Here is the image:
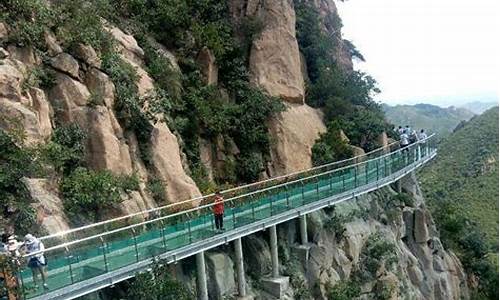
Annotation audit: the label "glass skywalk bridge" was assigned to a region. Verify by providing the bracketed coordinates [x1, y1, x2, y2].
[12, 134, 436, 300]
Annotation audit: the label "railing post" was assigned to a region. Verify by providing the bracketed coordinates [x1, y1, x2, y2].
[329, 172, 333, 193]
[285, 186, 290, 208]
[354, 166, 358, 188]
[301, 181, 305, 205]
[187, 217, 193, 243]
[159, 219, 168, 250]
[269, 191, 273, 215]
[232, 200, 237, 228]
[342, 171, 345, 192]
[99, 236, 109, 272]
[65, 247, 75, 284]
[365, 161, 368, 184]
[376, 159, 380, 181]
[251, 196, 256, 220]
[131, 228, 140, 262]
[316, 178, 320, 201]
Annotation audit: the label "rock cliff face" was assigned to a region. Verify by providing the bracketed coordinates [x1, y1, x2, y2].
[248, 0, 305, 104]
[173, 174, 468, 300]
[0, 23, 200, 233]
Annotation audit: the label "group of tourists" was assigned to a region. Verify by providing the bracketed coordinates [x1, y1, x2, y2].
[397, 125, 427, 151]
[1, 233, 48, 298]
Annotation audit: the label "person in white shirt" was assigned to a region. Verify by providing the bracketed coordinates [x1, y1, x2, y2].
[400, 132, 409, 150]
[24, 234, 48, 290]
[418, 129, 427, 141]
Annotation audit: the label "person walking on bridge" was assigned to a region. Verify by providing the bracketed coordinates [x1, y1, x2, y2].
[24, 234, 48, 290]
[213, 191, 225, 232]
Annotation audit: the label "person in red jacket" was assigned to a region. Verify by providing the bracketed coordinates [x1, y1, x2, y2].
[213, 191, 225, 232]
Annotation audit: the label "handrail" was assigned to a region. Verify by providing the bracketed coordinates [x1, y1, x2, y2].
[38, 137, 400, 242]
[25, 134, 435, 257]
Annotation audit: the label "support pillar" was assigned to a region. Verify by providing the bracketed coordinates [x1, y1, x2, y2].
[299, 214, 307, 245]
[196, 251, 208, 300]
[269, 225, 279, 278]
[234, 237, 246, 297]
[262, 225, 289, 298]
[396, 179, 402, 193]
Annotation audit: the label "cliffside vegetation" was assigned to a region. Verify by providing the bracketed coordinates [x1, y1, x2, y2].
[420, 107, 499, 299]
[0, 0, 288, 233]
[294, 0, 393, 165]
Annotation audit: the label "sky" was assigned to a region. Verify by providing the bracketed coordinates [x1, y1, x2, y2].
[336, 0, 500, 107]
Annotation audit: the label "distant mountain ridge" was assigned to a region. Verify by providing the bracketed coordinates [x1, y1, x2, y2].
[382, 103, 475, 137]
[461, 101, 498, 114]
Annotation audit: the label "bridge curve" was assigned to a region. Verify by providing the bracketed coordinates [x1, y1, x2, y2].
[15, 134, 436, 300]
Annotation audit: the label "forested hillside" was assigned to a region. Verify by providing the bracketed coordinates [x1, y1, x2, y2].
[383, 103, 474, 137]
[420, 107, 499, 299]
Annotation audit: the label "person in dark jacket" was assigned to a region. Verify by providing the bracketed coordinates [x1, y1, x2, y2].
[213, 191, 225, 232]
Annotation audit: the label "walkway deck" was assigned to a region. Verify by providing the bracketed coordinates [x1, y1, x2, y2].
[14, 135, 436, 300]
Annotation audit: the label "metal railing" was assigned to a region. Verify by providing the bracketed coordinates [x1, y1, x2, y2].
[37, 139, 402, 248]
[15, 134, 436, 299]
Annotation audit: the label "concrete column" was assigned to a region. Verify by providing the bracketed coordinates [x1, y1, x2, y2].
[234, 237, 246, 297]
[196, 251, 208, 300]
[270, 225, 279, 278]
[299, 215, 307, 245]
[396, 179, 402, 193]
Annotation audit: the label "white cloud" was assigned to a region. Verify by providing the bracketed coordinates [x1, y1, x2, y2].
[336, 0, 499, 106]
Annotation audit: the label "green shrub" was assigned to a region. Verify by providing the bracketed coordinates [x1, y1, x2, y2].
[128, 260, 193, 300]
[1, 0, 54, 49]
[40, 124, 86, 174]
[236, 152, 264, 183]
[0, 130, 40, 235]
[22, 66, 56, 90]
[359, 233, 397, 279]
[147, 178, 168, 203]
[61, 167, 137, 222]
[53, 0, 112, 51]
[327, 279, 361, 300]
[312, 121, 353, 166]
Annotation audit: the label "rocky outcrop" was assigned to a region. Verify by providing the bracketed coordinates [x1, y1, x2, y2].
[0, 57, 52, 145]
[268, 103, 326, 175]
[206, 252, 236, 299]
[150, 122, 202, 203]
[196, 47, 218, 85]
[248, 0, 305, 103]
[22, 178, 70, 234]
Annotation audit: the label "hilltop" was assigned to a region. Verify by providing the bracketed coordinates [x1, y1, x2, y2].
[382, 103, 474, 137]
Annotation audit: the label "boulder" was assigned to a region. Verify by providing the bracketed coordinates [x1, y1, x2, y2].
[44, 31, 62, 56]
[268, 103, 326, 175]
[413, 208, 429, 243]
[0, 98, 46, 145]
[49, 72, 90, 122]
[28, 87, 52, 139]
[73, 44, 101, 68]
[0, 47, 8, 59]
[248, 0, 304, 103]
[150, 122, 202, 203]
[108, 26, 144, 66]
[206, 252, 236, 299]
[21, 178, 70, 234]
[51, 53, 80, 78]
[85, 68, 115, 107]
[86, 106, 133, 175]
[0, 59, 25, 100]
[0, 22, 8, 39]
[6, 46, 40, 66]
[196, 47, 218, 85]
[242, 235, 272, 277]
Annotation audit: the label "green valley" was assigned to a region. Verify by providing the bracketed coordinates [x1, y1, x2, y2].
[419, 107, 499, 299]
